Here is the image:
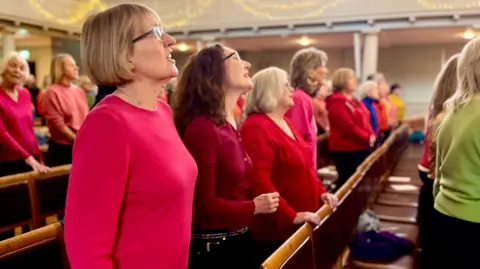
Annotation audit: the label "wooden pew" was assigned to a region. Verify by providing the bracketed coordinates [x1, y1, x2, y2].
[30, 166, 71, 228]
[0, 173, 35, 235]
[0, 165, 71, 235]
[0, 222, 70, 269]
[261, 123, 411, 269]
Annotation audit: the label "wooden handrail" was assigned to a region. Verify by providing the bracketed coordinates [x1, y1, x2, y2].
[0, 222, 62, 256]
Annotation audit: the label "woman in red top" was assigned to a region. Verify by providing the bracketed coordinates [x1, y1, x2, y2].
[326, 68, 375, 190]
[173, 45, 279, 269]
[0, 52, 49, 176]
[241, 67, 337, 262]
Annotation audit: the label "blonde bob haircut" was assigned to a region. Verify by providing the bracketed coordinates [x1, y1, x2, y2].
[359, 80, 378, 98]
[444, 37, 480, 112]
[0, 52, 30, 84]
[81, 4, 160, 86]
[51, 53, 73, 83]
[244, 67, 288, 116]
[290, 47, 328, 95]
[331, 68, 355, 92]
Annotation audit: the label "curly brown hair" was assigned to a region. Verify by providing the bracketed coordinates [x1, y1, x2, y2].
[172, 44, 228, 136]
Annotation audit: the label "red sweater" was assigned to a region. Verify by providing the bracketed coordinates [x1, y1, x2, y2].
[418, 111, 432, 171]
[182, 116, 255, 232]
[241, 113, 326, 241]
[326, 92, 375, 152]
[0, 87, 40, 162]
[65, 96, 198, 269]
[44, 83, 89, 145]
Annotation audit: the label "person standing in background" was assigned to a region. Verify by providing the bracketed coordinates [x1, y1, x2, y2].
[78, 75, 96, 109]
[327, 68, 375, 190]
[312, 84, 329, 134]
[44, 54, 89, 166]
[360, 80, 381, 136]
[286, 47, 329, 170]
[388, 83, 406, 123]
[0, 52, 49, 176]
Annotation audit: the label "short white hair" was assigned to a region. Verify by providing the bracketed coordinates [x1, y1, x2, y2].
[0, 52, 30, 84]
[359, 80, 378, 98]
[244, 67, 288, 116]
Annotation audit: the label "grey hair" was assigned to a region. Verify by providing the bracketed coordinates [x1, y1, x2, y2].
[290, 47, 328, 95]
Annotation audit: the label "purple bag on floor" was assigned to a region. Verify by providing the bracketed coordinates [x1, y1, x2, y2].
[349, 230, 414, 261]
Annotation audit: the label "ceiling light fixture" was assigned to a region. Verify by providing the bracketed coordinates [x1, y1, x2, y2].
[464, 29, 475, 40]
[177, 43, 189, 52]
[299, 36, 311, 46]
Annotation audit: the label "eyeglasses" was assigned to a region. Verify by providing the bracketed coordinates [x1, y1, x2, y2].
[223, 51, 236, 61]
[133, 26, 164, 43]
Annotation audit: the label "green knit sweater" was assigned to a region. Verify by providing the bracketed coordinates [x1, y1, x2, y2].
[434, 97, 480, 223]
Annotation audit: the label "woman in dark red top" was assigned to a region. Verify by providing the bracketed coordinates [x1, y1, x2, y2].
[173, 44, 279, 269]
[326, 68, 375, 190]
[0, 52, 49, 176]
[241, 67, 337, 262]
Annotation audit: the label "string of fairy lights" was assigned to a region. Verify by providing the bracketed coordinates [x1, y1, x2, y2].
[28, 0, 478, 28]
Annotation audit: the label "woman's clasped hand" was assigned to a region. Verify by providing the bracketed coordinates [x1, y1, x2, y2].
[253, 192, 280, 214]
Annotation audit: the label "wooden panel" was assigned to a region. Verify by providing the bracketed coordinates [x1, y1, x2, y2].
[280, 237, 315, 269]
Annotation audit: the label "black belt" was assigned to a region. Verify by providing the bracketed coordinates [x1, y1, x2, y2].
[191, 227, 249, 240]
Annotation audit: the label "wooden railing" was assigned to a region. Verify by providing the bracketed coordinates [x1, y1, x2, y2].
[261, 123, 412, 269]
[0, 165, 71, 233]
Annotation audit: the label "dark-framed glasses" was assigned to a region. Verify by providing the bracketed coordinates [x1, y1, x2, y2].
[133, 26, 164, 43]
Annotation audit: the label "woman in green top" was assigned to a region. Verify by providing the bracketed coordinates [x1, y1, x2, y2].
[430, 37, 480, 269]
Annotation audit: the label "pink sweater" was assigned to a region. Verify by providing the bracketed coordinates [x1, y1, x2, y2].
[0, 87, 40, 162]
[64, 96, 198, 269]
[43, 83, 89, 145]
[285, 89, 317, 169]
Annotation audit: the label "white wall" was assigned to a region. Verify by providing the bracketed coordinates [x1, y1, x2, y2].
[172, 43, 466, 118]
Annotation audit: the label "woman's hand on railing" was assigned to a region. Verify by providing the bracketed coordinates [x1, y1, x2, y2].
[293, 212, 321, 225]
[253, 192, 280, 214]
[25, 156, 50, 173]
[321, 193, 338, 208]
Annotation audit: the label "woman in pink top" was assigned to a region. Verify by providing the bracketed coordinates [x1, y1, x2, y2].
[43, 54, 88, 166]
[286, 47, 329, 170]
[64, 4, 198, 269]
[0, 52, 49, 176]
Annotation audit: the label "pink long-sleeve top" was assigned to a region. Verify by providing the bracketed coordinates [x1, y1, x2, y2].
[285, 89, 317, 170]
[64, 96, 198, 269]
[43, 83, 89, 145]
[0, 87, 40, 162]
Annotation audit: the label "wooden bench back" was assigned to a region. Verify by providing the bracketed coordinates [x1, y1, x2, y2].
[0, 222, 70, 269]
[0, 165, 71, 231]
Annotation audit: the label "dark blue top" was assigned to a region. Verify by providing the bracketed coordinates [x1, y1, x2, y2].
[362, 97, 379, 133]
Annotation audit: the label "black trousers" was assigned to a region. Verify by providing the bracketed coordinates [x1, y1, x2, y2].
[0, 159, 33, 177]
[46, 140, 73, 167]
[417, 170, 434, 268]
[189, 231, 256, 269]
[378, 129, 391, 145]
[427, 209, 480, 269]
[331, 149, 370, 191]
[252, 240, 284, 267]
